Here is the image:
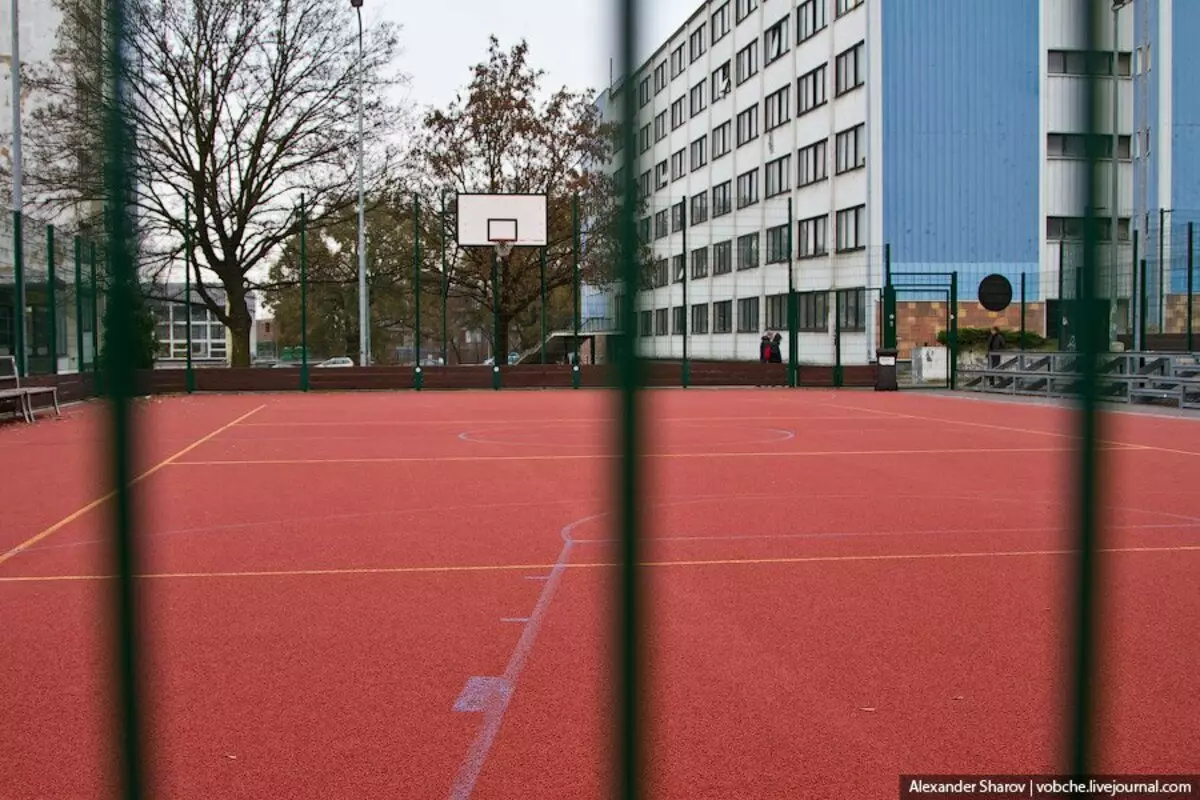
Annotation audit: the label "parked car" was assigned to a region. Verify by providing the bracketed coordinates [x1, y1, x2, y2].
[315, 357, 355, 368]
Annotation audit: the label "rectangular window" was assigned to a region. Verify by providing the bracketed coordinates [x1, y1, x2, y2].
[797, 64, 827, 116]
[837, 288, 865, 331]
[655, 307, 669, 336]
[736, 104, 759, 146]
[691, 303, 710, 334]
[671, 200, 685, 232]
[735, 0, 757, 24]
[655, 160, 669, 189]
[691, 247, 709, 278]
[736, 231, 759, 270]
[766, 293, 788, 330]
[797, 138, 828, 185]
[673, 305, 686, 334]
[1046, 216, 1131, 241]
[690, 191, 709, 224]
[765, 154, 791, 197]
[736, 168, 759, 208]
[655, 259, 669, 288]
[640, 309, 653, 337]
[1047, 133, 1132, 159]
[736, 42, 758, 85]
[672, 254, 686, 283]
[835, 123, 864, 173]
[638, 170, 651, 199]
[764, 15, 789, 65]
[638, 216, 651, 243]
[835, 42, 864, 95]
[797, 214, 828, 257]
[711, 62, 732, 101]
[797, 0, 826, 43]
[671, 44, 686, 78]
[713, 299, 733, 333]
[690, 25, 707, 62]
[764, 85, 790, 131]
[1048, 49, 1133, 77]
[671, 149, 686, 181]
[639, 77, 651, 107]
[765, 224, 789, 263]
[672, 97, 686, 129]
[737, 297, 760, 333]
[835, 204, 865, 251]
[690, 81, 706, 117]
[712, 2, 730, 43]
[655, 210, 669, 239]
[712, 121, 732, 158]
[690, 135, 708, 171]
[654, 62, 667, 94]
[639, 123, 651, 153]
[835, 0, 862, 17]
[713, 240, 733, 275]
[655, 111, 668, 141]
[712, 181, 733, 217]
[798, 291, 828, 331]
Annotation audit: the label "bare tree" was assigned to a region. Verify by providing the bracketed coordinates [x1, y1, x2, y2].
[27, 0, 408, 365]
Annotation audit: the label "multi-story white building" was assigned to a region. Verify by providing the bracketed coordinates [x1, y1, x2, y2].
[602, 0, 1178, 363]
[151, 284, 258, 367]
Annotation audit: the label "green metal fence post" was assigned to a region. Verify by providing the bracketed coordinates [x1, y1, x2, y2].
[74, 236, 84, 374]
[539, 246, 547, 365]
[681, 201, 689, 388]
[1130, 230, 1139, 350]
[1188, 222, 1194, 352]
[572, 192, 581, 389]
[786, 198, 796, 388]
[90, 241, 99, 386]
[13, 211, 26, 376]
[441, 192, 449, 366]
[47, 225, 58, 374]
[1020, 272, 1027, 352]
[184, 199, 194, 393]
[414, 195, 423, 390]
[1058, 244, 1067, 350]
[299, 195, 310, 392]
[949, 271, 959, 390]
[882, 244, 897, 351]
[1138, 259, 1148, 351]
[833, 291, 843, 388]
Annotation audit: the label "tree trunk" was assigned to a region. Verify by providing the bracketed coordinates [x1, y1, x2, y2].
[227, 287, 253, 367]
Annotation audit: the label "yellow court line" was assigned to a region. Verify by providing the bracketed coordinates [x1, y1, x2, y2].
[236, 415, 878, 427]
[168, 445, 1138, 467]
[2, 543, 1198, 584]
[0, 404, 267, 567]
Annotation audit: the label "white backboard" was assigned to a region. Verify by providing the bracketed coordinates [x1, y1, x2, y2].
[456, 193, 548, 247]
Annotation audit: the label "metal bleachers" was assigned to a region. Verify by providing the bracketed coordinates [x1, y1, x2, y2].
[959, 351, 1200, 410]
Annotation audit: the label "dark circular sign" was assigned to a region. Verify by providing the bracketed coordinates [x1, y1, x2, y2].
[978, 274, 1013, 312]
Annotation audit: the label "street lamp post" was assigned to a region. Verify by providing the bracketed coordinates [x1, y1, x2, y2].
[350, 0, 368, 366]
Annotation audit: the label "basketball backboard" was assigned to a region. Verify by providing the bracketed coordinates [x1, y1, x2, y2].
[456, 193, 548, 248]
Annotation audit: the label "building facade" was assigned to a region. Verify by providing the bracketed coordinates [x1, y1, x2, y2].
[151, 284, 257, 367]
[606, 0, 1171, 363]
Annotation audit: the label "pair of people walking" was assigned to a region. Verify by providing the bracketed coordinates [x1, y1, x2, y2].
[760, 332, 782, 363]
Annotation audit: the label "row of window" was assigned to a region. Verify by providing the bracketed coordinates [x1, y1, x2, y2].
[636, 288, 868, 337]
[639, 122, 864, 200]
[640, 207, 866, 282]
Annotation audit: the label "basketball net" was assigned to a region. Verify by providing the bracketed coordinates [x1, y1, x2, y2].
[493, 241, 515, 259]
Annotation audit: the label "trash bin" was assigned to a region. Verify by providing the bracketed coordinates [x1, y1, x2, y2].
[876, 348, 898, 391]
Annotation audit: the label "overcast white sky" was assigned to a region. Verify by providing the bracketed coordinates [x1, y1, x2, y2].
[375, 0, 701, 110]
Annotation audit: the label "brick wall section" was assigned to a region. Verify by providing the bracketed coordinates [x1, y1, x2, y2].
[890, 301, 1049, 358]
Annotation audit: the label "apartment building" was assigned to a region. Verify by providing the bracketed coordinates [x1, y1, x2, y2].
[603, 0, 1168, 363]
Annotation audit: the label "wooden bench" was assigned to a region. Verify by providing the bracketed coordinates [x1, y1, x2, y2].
[0, 356, 61, 422]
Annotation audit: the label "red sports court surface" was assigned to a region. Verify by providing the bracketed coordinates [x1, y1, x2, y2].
[1, 389, 1198, 798]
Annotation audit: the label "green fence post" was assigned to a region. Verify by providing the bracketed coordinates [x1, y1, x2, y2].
[13, 211, 26, 376]
[681, 201, 689, 388]
[1058, 244, 1068, 350]
[414, 195, 423, 390]
[492, 251, 502, 390]
[1187, 222, 1194, 352]
[74, 236, 84, 373]
[184, 198, 195, 393]
[90, 241, 99, 386]
[1138, 259, 1148, 350]
[1130, 230, 1139, 350]
[882, 243, 896, 351]
[786, 198, 796, 388]
[949, 271, 959, 389]
[833, 291, 843, 388]
[441, 192, 449, 366]
[1020, 272, 1027, 352]
[299, 195, 310, 392]
[572, 192, 581, 389]
[47, 225, 58, 375]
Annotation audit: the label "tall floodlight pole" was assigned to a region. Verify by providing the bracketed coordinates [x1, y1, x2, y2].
[11, 0, 25, 374]
[350, 0, 368, 365]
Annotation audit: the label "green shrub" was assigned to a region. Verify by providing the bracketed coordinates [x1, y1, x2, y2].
[935, 327, 1047, 350]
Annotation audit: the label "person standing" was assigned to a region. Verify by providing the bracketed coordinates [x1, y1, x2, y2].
[760, 333, 772, 363]
[769, 332, 783, 363]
